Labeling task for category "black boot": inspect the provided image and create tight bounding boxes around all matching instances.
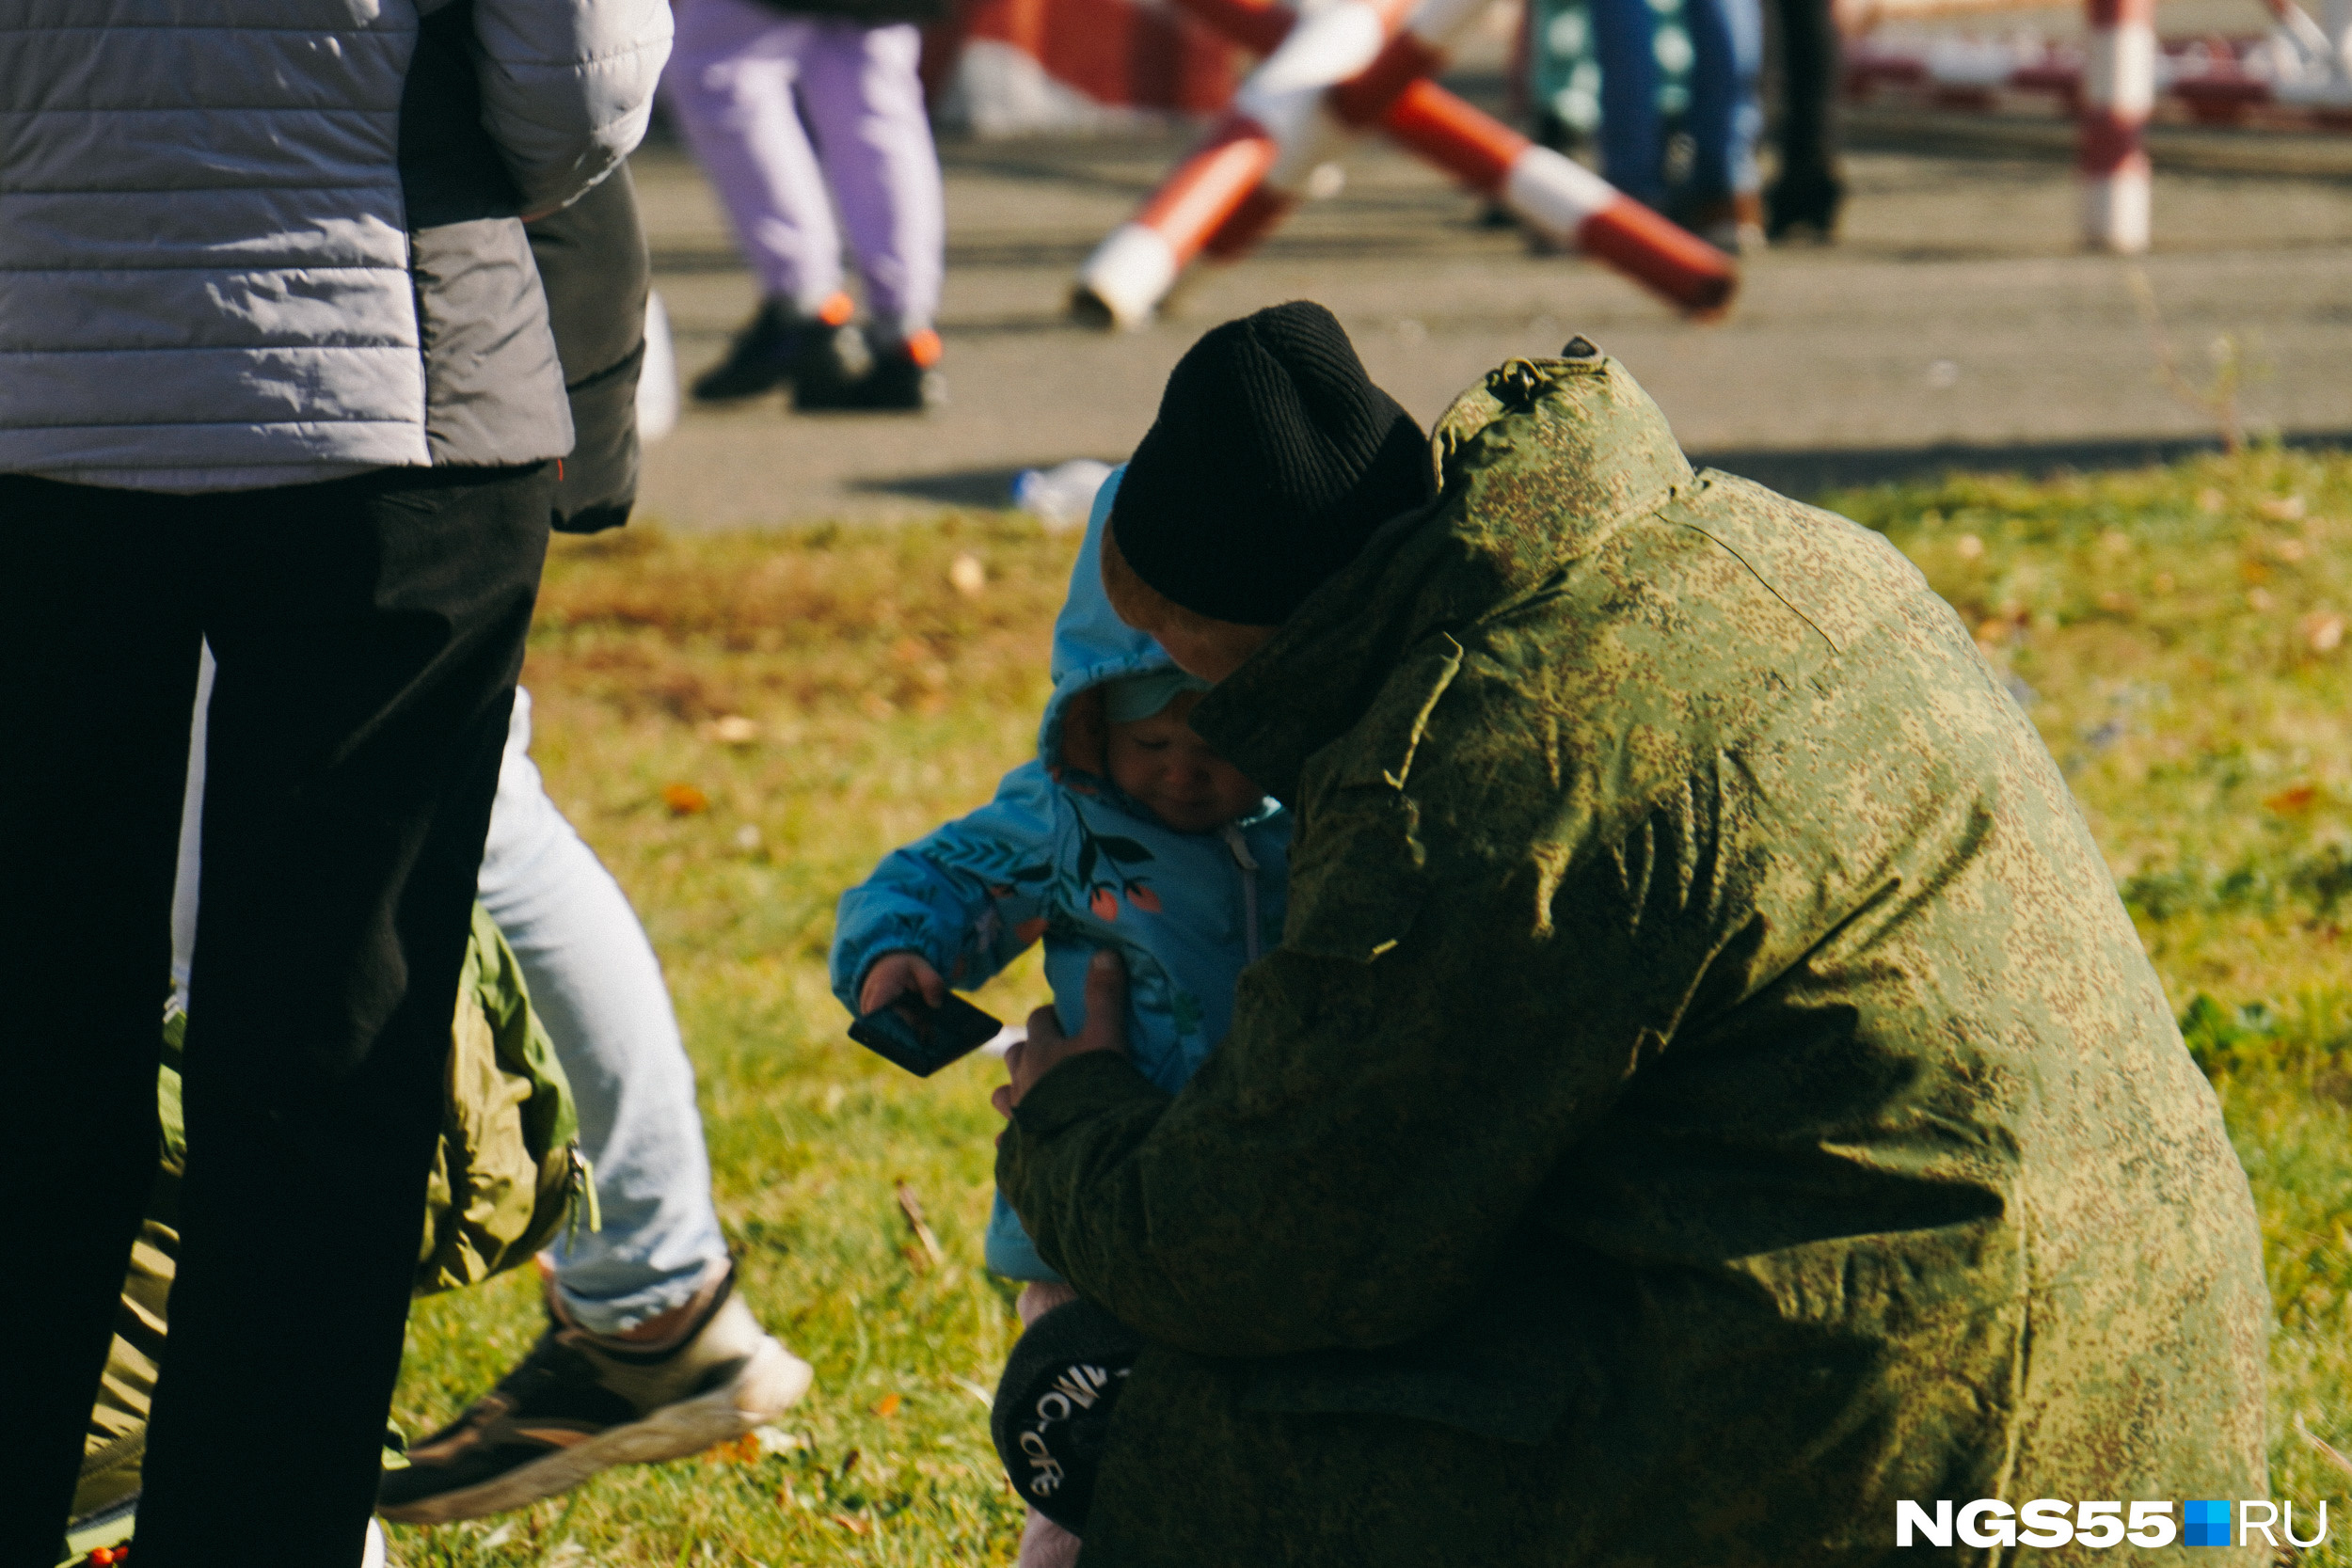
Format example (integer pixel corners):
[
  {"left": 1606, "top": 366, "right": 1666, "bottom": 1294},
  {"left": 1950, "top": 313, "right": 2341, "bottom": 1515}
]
[
  {"left": 792, "top": 325, "right": 946, "bottom": 414},
  {"left": 690, "top": 295, "right": 852, "bottom": 403},
  {"left": 1765, "top": 169, "right": 1845, "bottom": 243}
]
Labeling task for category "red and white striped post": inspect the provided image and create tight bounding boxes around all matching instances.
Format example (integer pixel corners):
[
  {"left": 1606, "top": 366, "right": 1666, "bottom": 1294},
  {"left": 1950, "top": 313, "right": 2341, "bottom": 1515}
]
[
  {"left": 2080, "top": 0, "right": 2156, "bottom": 251},
  {"left": 1164, "top": 0, "right": 1737, "bottom": 315},
  {"left": 1071, "top": 0, "right": 1417, "bottom": 327},
  {"left": 1381, "top": 82, "right": 1736, "bottom": 312}
]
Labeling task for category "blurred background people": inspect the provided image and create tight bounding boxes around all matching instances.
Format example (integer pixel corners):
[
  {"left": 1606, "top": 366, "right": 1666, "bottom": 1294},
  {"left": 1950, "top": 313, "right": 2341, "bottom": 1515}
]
[
  {"left": 1587, "top": 0, "right": 1766, "bottom": 246},
  {"left": 668, "top": 0, "right": 951, "bottom": 411}
]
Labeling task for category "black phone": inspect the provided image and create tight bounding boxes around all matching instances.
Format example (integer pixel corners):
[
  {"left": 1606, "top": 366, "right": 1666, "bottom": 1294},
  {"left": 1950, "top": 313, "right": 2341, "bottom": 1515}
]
[{"left": 850, "top": 991, "right": 1004, "bottom": 1077}]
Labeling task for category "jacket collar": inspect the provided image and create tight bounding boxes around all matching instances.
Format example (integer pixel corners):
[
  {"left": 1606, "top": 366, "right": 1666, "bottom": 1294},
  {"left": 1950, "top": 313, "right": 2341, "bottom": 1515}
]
[{"left": 1190, "top": 354, "right": 1692, "bottom": 802}]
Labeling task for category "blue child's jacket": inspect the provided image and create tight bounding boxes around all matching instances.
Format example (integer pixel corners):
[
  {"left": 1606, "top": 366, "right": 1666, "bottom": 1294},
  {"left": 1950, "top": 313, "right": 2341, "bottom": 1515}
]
[{"left": 831, "top": 469, "right": 1291, "bottom": 1279}]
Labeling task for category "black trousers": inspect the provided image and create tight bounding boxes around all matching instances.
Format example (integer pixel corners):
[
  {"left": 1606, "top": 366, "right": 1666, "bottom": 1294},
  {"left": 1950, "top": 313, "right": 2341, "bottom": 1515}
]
[
  {"left": 1769, "top": 0, "right": 1840, "bottom": 186},
  {"left": 0, "top": 463, "right": 552, "bottom": 1568}
]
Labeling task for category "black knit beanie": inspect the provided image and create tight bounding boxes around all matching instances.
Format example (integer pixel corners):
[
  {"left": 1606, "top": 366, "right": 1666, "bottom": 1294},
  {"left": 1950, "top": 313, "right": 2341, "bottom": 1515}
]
[{"left": 1111, "top": 301, "right": 1431, "bottom": 626}]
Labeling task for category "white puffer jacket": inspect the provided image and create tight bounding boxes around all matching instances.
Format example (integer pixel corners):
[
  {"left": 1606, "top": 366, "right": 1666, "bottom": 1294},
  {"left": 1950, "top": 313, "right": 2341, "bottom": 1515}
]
[{"left": 0, "top": 0, "right": 671, "bottom": 492}]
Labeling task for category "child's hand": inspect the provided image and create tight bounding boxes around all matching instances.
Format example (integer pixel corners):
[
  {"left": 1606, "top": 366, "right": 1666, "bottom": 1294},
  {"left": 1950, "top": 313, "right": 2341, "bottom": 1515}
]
[{"left": 860, "top": 951, "right": 946, "bottom": 1015}]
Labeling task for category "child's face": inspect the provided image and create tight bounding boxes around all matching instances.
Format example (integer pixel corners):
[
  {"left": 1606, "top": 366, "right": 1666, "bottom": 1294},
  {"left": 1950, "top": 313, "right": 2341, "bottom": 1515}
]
[{"left": 1104, "top": 691, "right": 1263, "bottom": 834}]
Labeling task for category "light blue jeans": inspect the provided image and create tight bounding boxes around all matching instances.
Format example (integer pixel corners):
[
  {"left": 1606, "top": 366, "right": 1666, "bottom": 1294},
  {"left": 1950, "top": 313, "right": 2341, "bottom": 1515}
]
[
  {"left": 475, "top": 689, "right": 731, "bottom": 1334},
  {"left": 172, "top": 660, "right": 728, "bottom": 1336}
]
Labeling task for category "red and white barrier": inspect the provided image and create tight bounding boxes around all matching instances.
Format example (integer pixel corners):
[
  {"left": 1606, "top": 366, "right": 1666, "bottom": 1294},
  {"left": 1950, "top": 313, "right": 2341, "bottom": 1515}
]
[
  {"left": 2080, "top": 0, "right": 2155, "bottom": 251},
  {"left": 1076, "top": 0, "right": 1738, "bottom": 325},
  {"left": 1072, "top": 0, "right": 1418, "bottom": 326},
  {"left": 927, "top": 0, "right": 1240, "bottom": 135},
  {"left": 1850, "top": 27, "right": 2352, "bottom": 112},
  {"left": 1382, "top": 83, "right": 1739, "bottom": 311}
]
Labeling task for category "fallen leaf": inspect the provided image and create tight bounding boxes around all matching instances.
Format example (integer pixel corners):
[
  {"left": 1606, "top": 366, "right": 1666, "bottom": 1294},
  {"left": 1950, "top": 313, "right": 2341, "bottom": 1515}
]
[
  {"left": 896, "top": 1182, "right": 945, "bottom": 1269},
  {"left": 704, "top": 1432, "right": 762, "bottom": 1465},
  {"left": 948, "top": 552, "right": 987, "bottom": 597},
  {"left": 704, "top": 714, "right": 760, "bottom": 745},
  {"left": 2305, "top": 612, "right": 2345, "bottom": 653},
  {"left": 2274, "top": 537, "right": 2311, "bottom": 563},
  {"left": 480, "top": 1523, "right": 516, "bottom": 1550},
  {"left": 2249, "top": 587, "right": 2278, "bottom": 612},
  {"left": 755, "top": 1426, "right": 803, "bottom": 1455},
  {"left": 2261, "top": 495, "right": 2308, "bottom": 522},
  {"left": 1954, "top": 534, "right": 1985, "bottom": 561},
  {"left": 831, "top": 1513, "right": 869, "bottom": 1536},
  {"left": 873, "top": 1392, "right": 903, "bottom": 1418},
  {"left": 2198, "top": 487, "right": 2228, "bottom": 514},
  {"left": 662, "top": 783, "right": 709, "bottom": 816},
  {"left": 2265, "top": 784, "right": 2320, "bottom": 815},
  {"left": 733, "top": 822, "right": 763, "bottom": 851}
]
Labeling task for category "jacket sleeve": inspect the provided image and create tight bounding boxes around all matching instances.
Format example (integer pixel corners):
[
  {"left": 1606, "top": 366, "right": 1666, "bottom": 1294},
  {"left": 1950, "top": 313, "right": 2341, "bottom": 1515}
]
[
  {"left": 997, "top": 737, "right": 1722, "bottom": 1360},
  {"left": 525, "top": 164, "right": 648, "bottom": 531},
  {"left": 830, "top": 763, "right": 1065, "bottom": 1015},
  {"left": 459, "top": 0, "right": 672, "bottom": 215}
]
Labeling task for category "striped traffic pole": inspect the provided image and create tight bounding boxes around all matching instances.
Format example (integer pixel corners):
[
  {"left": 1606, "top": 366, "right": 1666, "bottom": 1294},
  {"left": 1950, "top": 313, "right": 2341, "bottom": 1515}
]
[
  {"left": 1203, "top": 0, "right": 1494, "bottom": 258},
  {"left": 1166, "top": 0, "right": 1737, "bottom": 314},
  {"left": 1072, "top": 0, "right": 1417, "bottom": 327},
  {"left": 1382, "top": 81, "right": 1736, "bottom": 312},
  {"left": 2080, "top": 0, "right": 2156, "bottom": 251}
]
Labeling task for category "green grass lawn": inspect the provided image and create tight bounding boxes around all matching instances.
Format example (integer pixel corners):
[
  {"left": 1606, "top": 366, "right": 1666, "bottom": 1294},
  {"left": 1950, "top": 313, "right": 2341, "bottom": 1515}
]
[{"left": 388, "top": 450, "right": 2352, "bottom": 1566}]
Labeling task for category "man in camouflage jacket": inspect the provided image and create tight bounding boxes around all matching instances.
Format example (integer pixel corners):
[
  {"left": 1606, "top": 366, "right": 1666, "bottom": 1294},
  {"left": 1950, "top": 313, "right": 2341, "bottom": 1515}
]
[{"left": 994, "top": 303, "right": 2271, "bottom": 1565}]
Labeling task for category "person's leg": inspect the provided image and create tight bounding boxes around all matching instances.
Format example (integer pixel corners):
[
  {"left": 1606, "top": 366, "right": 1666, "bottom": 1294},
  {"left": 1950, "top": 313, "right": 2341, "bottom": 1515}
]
[
  {"left": 666, "top": 0, "right": 865, "bottom": 400},
  {"left": 133, "top": 463, "right": 551, "bottom": 1568},
  {"left": 796, "top": 21, "right": 945, "bottom": 341},
  {"left": 1678, "top": 0, "right": 1763, "bottom": 239},
  {"left": 1765, "top": 0, "right": 1843, "bottom": 237},
  {"left": 475, "top": 689, "right": 728, "bottom": 1330},
  {"left": 1587, "top": 0, "right": 1665, "bottom": 207},
  {"left": 0, "top": 479, "right": 201, "bottom": 1564},
  {"left": 375, "top": 689, "right": 810, "bottom": 1526},
  {"left": 786, "top": 20, "right": 948, "bottom": 410}
]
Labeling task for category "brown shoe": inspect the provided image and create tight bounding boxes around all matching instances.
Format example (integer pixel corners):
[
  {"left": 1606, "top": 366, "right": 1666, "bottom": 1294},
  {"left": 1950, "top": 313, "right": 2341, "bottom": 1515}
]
[{"left": 376, "top": 1265, "right": 811, "bottom": 1524}]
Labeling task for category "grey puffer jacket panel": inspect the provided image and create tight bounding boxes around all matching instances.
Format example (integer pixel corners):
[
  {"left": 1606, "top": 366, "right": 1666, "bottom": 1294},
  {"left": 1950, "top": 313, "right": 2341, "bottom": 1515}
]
[{"left": 0, "top": 0, "right": 670, "bottom": 490}]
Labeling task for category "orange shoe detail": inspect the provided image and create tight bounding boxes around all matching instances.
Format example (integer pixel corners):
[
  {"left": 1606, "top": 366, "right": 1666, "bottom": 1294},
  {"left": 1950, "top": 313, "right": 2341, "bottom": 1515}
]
[
  {"left": 903, "top": 328, "right": 943, "bottom": 368},
  {"left": 817, "top": 292, "right": 856, "bottom": 326}
]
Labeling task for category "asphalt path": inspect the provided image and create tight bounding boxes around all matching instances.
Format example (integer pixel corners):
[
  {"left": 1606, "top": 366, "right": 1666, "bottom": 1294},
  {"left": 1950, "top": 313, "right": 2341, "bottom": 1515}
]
[{"left": 633, "top": 80, "right": 2352, "bottom": 527}]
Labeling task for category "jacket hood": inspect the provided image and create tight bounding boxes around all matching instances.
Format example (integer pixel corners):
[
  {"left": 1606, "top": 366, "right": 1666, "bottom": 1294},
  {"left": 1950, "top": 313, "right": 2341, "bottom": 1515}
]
[{"left": 1038, "top": 466, "right": 1190, "bottom": 778}]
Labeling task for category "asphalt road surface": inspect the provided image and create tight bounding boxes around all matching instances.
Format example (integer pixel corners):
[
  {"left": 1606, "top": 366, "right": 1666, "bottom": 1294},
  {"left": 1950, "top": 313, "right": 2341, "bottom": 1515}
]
[{"left": 634, "top": 80, "right": 2352, "bottom": 528}]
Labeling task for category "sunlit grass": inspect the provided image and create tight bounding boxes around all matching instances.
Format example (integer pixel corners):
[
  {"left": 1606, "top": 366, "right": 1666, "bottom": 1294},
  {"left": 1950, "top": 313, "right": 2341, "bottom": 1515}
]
[{"left": 389, "top": 451, "right": 2352, "bottom": 1565}]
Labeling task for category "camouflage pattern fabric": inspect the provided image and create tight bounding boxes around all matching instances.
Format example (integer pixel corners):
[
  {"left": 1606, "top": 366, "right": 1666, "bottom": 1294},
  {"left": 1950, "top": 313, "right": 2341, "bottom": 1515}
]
[{"left": 998, "top": 350, "right": 2271, "bottom": 1566}]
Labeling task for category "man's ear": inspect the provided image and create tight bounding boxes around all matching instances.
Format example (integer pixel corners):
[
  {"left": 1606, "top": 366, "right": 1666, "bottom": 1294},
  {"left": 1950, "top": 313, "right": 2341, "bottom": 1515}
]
[{"left": 1059, "top": 688, "right": 1107, "bottom": 777}]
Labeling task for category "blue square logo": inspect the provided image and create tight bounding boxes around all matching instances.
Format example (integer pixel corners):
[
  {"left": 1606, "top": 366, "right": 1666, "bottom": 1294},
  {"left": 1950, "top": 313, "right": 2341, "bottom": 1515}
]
[{"left": 2184, "top": 1498, "right": 2233, "bottom": 1547}]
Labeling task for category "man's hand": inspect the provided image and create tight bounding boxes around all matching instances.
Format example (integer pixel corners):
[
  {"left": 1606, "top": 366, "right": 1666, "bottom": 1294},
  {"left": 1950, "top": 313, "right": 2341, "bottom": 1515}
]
[
  {"left": 993, "top": 950, "right": 1128, "bottom": 1119},
  {"left": 860, "top": 951, "right": 946, "bottom": 1015}
]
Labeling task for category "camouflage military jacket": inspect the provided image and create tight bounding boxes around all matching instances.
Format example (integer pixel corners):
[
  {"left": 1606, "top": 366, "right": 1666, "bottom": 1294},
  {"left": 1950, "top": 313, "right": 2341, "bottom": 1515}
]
[{"left": 999, "top": 351, "right": 2270, "bottom": 1566}]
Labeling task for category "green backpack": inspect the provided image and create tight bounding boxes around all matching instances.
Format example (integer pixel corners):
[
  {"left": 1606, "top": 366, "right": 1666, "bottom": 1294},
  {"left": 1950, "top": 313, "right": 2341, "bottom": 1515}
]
[{"left": 68, "top": 904, "right": 592, "bottom": 1548}]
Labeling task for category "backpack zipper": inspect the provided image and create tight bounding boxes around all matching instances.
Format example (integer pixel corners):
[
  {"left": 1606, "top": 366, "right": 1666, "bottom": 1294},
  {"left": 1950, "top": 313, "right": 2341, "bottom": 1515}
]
[{"left": 1222, "top": 825, "right": 1262, "bottom": 963}]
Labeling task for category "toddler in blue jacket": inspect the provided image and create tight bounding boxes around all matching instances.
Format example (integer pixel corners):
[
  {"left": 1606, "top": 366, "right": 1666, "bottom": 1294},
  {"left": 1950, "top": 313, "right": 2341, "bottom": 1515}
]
[{"left": 830, "top": 467, "right": 1291, "bottom": 1286}]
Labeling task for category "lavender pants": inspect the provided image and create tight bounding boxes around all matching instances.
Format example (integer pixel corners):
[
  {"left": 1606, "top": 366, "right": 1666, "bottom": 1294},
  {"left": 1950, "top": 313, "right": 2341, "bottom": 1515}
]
[{"left": 665, "top": 0, "right": 945, "bottom": 334}]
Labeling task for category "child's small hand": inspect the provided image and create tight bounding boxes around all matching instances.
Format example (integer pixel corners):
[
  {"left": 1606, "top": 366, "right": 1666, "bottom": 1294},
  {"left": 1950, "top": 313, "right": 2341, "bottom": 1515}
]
[{"left": 860, "top": 951, "right": 946, "bottom": 1014}]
